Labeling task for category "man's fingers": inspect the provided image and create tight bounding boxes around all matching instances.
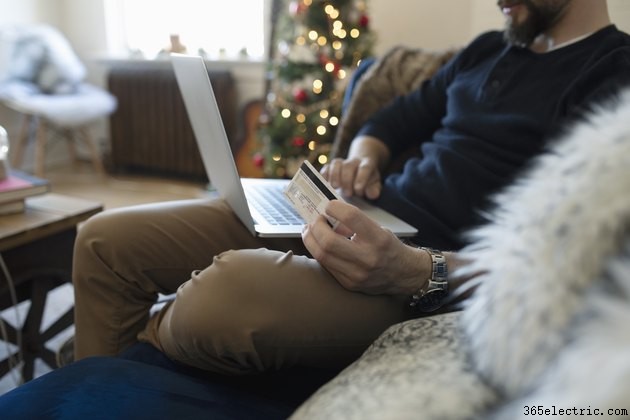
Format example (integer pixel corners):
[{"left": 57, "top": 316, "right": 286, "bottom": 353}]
[
  {"left": 333, "top": 222, "right": 354, "bottom": 238},
  {"left": 365, "top": 179, "right": 382, "bottom": 200},
  {"left": 320, "top": 163, "right": 330, "bottom": 178},
  {"left": 320, "top": 157, "right": 382, "bottom": 198},
  {"left": 325, "top": 159, "right": 341, "bottom": 189},
  {"left": 324, "top": 200, "right": 382, "bottom": 238},
  {"left": 354, "top": 161, "right": 380, "bottom": 197},
  {"left": 340, "top": 162, "right": 358, "bottom": 196},
  {"left": 303, "top": 216, "right": 354, "bottom": 267}
]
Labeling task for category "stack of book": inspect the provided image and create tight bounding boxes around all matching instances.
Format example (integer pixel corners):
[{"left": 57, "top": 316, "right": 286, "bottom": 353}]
[{"left": 0, "top": 170, "right": 51, "bottom": 215}]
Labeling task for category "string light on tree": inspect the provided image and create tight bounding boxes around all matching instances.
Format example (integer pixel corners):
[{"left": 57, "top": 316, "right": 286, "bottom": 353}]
[{"left": 258, "top": 0, "right": 375, "bottom": 178}]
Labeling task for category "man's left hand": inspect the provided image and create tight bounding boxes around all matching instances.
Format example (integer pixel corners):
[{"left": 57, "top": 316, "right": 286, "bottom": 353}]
[{"left": 301, "top": 200, "right": 429, "bottom": 295}]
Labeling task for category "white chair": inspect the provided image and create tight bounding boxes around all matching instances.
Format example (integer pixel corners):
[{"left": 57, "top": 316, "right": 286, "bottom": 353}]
[{"left": 0, "top": 24, "right": 117, "bottom": 177}]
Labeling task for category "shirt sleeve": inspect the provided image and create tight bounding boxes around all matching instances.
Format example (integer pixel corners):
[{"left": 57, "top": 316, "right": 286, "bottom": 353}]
[
  {"left": 572, "top": 48, "right": 630, "bottom": 114},
  {"left": 356, "top": 61, "right": 454, "bottom": 158},
  {"left": 549, "top": 45, "right": 630, "bottom": 140}
]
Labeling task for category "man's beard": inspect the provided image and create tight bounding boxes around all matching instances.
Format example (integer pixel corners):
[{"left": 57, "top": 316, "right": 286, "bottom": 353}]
[{"left": 502, "top": 0, "right": 570, "bottom": 47}]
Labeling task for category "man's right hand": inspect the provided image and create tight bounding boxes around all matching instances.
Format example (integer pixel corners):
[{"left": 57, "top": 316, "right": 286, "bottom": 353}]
[
  {"left": 321, "top": 157, "right": 382, "bottom": 199},
  {"left": 320, "top": 135, "right": 390, "bottom": 199}
]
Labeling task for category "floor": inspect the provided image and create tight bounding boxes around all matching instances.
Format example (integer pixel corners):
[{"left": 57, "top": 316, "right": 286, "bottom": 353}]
[{"left": 0, "top": 162, "right": 210, "bottom": 395}]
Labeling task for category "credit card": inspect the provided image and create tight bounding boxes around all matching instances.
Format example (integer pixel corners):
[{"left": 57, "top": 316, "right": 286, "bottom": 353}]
[{"left": 283, "top": 160, "right": 342, "bottom": 229}]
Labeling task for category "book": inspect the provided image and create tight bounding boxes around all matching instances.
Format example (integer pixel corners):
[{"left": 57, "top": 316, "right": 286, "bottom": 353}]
[
  {"left": 0, "top": 199, "right": 26, "bottom": 215},
  {"left": 0, "top": 170, "right": 50, "bottom": 204}
]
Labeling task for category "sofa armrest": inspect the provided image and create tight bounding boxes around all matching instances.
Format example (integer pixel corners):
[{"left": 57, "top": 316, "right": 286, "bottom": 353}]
[
  {"left": 331, "top": 46, "right": 458, "bottom": 161},
  {"left": 291, "top": 311, "right": 497, "bottom": 420}
]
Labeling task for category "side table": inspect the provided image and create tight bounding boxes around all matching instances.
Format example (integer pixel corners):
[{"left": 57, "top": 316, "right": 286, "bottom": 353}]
[{"left": 0, "top": 193, "right": 102, "bottom": 382}]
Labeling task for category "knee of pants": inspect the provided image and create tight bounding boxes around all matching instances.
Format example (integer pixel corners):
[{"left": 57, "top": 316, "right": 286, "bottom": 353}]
[
  {"left": 74, "top": 210, "right": 117, "bottom": 270},
  {"left": 73, "top": 209, "right": 148, "bottom": 287},
  {"left": 75, "top": 209, "right": 133, "bottom": 253},
  {"left": 163, "top": 249, "right": 310, "bottom": 369},
  {"left": 167, "top": 249, "right": 288, "bottom": 336},
  {"left": 81, "top": 203, "right": 154, "bottom": 237},
  {"left": 75, "top": 206, "right": 168, "bottom": 262}
]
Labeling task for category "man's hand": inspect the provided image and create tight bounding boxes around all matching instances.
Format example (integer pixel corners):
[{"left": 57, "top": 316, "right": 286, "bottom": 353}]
[
  {"left": 302, "top": 200, "right": 430, "bottom": 295},
  {"left": 321, "top": 157, "right": 382, "bottom": 199},
  {"left": 320, "top": 135, "right": 390, "bottom": 199}
]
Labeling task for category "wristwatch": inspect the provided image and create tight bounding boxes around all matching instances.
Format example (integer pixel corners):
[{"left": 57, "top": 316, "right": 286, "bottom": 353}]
[{"left": 408, "top": 247, "right": 449, "bottom": 313}]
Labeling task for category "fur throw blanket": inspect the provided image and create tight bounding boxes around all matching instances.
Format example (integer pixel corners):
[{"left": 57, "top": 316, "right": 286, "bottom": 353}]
[
  {"left": 460, "top": 88, "right": 630, "bottom": 417},
  {"left": 331, "top": 46, "right": 458, "bottom": 159},
  {"left": 293, "top": 89, "right": 630, "bottom": 419}
]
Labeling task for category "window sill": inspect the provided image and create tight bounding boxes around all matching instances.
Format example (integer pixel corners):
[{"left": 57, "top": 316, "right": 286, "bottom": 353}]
[{"left": 96, "top": 55, "right": 265, "bottom": 68}]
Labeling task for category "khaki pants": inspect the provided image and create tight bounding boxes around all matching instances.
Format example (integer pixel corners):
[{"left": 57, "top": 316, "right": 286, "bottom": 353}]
[{"left": 73, "top": 198, "right": 410, "bottom": 375}]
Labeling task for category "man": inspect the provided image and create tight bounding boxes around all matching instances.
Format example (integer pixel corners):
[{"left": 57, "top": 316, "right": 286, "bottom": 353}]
[{"left": 72, "top": 0, "right": 630, "bottom": 376}]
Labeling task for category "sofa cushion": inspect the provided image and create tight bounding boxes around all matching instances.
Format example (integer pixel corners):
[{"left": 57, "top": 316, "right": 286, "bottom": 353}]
[
  {"left": 331, "top": 46, "right": 458, "bottom": 160},
  {"left": 291, "top": 311, "right": 498, "bottom": 420}
]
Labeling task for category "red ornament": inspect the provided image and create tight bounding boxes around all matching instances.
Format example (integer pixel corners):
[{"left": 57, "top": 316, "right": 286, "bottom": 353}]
[
  {"left": 358, "top": 14, "right": 370, "bottom": 28},
  {"left": 292, "top": 136, "right": 306, "bottom": 147},
  {"left": 330, "top": 61, "right": 341, "bottom": 76},
  {"left": 294, "top": 88, "right": 308, "bottom": 104},
  {"left": 252, "top": 153, "right": 264, "bottom": 168},
  {"left": 289, "top": 1, "right": 306, "bottom": 16}
]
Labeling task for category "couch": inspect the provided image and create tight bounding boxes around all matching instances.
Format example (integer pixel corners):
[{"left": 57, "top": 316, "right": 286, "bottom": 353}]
[{"left": 1, "top": 47, "right": 630, "bottom": 419}]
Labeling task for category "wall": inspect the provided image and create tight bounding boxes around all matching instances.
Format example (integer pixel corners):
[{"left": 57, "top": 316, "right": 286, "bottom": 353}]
[
  {"left": 609, "top": 0, "right": 630, "bottom": 31},
  {"left": 0, "top": 0, "right": 61, "bottom": 27},
  {"left": 369, "top": 0, "right": 491, "bottom": 53},
  {"left": 8, "top": 0, "right": 630, "bottom": 100},
  {"left": 370, "top": 0, "right": 630, "bottom": 52},
  {"left": 56, "top": 0, "right": 630, "bottom": 98},
  {"left": 4, "top": 0, "right": 630, "bottom": 81}
]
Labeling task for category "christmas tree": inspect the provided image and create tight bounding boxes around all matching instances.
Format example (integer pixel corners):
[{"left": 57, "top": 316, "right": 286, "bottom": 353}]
[{"left": 257, "top": 0, "right": 375, "bottom": 178}]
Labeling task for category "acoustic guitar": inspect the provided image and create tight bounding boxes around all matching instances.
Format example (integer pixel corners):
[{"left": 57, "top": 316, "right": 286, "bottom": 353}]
[
  {"left": 233, "top": 0, "right": 284, "bottom": 179},
  {"left": 234, "top": 99, "right": 265, "bottom": 178}
]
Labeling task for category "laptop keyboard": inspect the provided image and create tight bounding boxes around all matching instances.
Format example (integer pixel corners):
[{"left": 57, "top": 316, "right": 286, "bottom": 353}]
[{"left": 246, "top": 185, "right": 304, "bottom": 226}]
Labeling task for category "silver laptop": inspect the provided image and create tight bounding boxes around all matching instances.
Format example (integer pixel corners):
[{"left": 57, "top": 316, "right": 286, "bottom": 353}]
[{"left": 171, "top": 53, "right": 417, "bottom": 238}]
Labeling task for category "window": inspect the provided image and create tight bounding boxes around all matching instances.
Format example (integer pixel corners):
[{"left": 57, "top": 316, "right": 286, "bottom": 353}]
[{"left": 104, "top": 0, "right": 267, "bottom": 60}]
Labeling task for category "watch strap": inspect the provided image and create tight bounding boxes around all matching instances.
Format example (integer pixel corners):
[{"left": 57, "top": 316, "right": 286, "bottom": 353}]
[{"left": 409, "top": 247, "right": 449, "bottom": 312}]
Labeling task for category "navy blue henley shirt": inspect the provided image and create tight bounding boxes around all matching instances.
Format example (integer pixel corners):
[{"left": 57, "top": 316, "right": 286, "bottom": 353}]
[{"left": 359, "top": 25, "right": 630, "bottom": 250}]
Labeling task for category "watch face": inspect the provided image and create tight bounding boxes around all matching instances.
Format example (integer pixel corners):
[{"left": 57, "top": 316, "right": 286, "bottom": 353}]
[{"left": 417, "top": 289, "right": 448, "bottom": 312}]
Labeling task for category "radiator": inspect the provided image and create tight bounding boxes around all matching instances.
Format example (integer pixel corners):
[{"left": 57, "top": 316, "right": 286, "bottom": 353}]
[{"left": 107, "top": 61, "right": 237, "bottom": 181}]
